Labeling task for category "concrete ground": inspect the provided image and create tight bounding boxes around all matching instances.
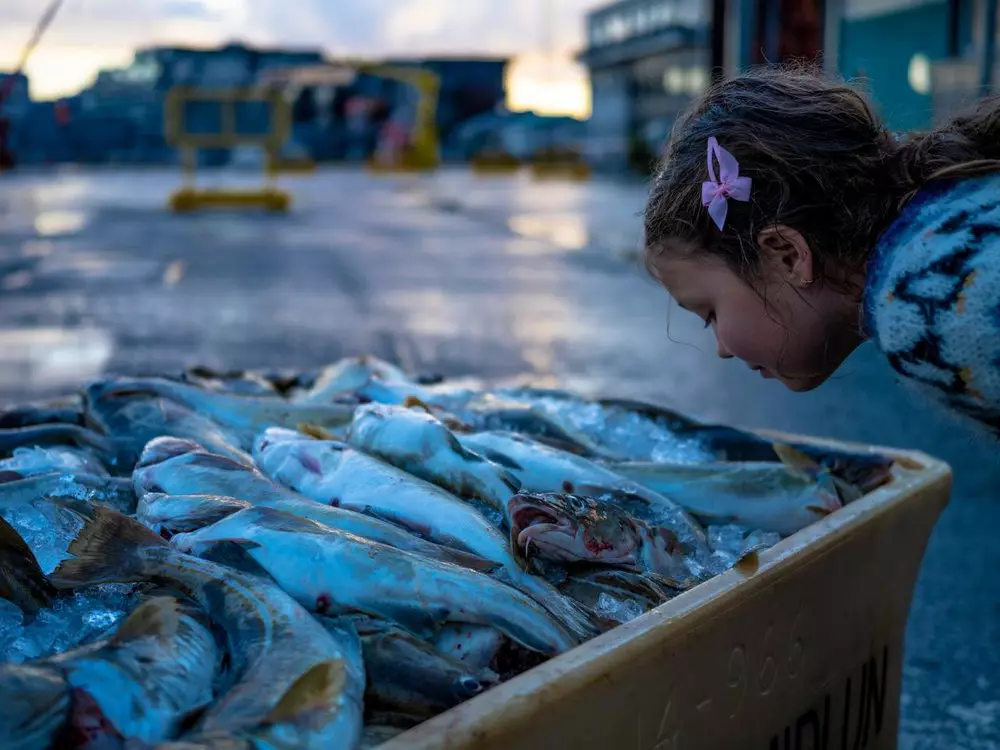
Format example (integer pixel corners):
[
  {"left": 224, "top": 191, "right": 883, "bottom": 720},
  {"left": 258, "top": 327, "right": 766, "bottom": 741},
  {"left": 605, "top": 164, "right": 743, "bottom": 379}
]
[{"left": 0, "top": 166, "right": 997, "bottom": 748}]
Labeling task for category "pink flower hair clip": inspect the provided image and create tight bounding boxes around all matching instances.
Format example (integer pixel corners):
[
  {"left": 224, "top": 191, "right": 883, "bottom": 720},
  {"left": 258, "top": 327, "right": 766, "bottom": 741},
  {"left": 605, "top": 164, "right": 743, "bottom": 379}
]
[{"left": 702, "top": 136, "right": 751, "bottom": 231}]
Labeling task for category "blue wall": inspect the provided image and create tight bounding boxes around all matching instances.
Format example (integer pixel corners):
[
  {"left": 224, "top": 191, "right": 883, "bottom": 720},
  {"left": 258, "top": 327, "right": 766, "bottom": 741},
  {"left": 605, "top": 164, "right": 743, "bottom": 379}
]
[{"left": 838, "top": 1, "right": 951, "bottom": 132}]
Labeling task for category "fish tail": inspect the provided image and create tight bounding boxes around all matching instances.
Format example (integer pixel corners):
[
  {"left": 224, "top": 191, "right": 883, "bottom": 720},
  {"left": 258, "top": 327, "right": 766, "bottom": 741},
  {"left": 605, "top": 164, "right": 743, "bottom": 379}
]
[
  {"left": 0, "top": 516, "right": 57, "bottom": 616},
  {"left": 49, "top": 502, "right": 167, "bottom": 589}
]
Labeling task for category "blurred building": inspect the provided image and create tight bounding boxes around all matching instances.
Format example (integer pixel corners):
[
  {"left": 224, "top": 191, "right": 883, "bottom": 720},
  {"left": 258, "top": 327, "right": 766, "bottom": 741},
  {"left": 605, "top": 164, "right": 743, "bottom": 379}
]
[
  {"left": 834, "top": 0, "right": 995, "bottom": 130},
  {"left": 450, "top": 110, "right": 587, "bottom": 161},
  {"left": 578, "top": 0, "right": 712, "bottom": 171},
  {"left": 580, "top": 0, "right": 999, "bottom": 170}
]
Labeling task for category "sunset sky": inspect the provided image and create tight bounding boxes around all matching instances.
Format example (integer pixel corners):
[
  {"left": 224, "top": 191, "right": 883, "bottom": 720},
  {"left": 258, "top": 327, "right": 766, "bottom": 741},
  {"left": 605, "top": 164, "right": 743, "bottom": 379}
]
[{"left": 0, "top": 0, "right": 606, "bottom": 117}]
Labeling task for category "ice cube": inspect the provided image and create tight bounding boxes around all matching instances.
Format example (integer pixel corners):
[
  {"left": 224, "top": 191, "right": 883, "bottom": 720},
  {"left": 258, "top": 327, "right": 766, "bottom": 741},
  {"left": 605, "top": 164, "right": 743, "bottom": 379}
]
[
  {"left": 7, "top": 635, "right": 43, "bottom": 663},
  {"left": 81, "top": 608, "right": 124, "bottom": 636},
  {"left": 594, "top": 591, "right": 645, "bottom": 624},
  {"left": 1, "top": 501, "right": 82, "bottom": 575},
  {"left": 708, "top": 524, "right": 748, "bottom": 555}
]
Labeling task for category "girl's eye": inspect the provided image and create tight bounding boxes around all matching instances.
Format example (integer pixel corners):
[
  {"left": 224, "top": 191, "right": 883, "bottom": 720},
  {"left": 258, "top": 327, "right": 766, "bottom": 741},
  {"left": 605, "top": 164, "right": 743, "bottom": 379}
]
[{"left": 703, "top": 313, "right": 715, "bottom": 329}]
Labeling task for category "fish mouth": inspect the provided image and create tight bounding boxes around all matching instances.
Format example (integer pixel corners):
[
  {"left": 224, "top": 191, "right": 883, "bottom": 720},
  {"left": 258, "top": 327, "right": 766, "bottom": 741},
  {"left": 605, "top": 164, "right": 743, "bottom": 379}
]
[
  {"left": 511, "top": 505, "right": 635, "bottom": 565},
  {"left": 512, "top": 505, "right": 576, "bottom": 554}
]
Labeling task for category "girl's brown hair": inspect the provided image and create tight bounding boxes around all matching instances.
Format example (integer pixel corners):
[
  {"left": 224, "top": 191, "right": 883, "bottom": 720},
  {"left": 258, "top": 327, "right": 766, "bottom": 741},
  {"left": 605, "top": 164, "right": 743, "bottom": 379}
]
[{"left": 643, "top": 65, "right": 1000, "bottom": 284}]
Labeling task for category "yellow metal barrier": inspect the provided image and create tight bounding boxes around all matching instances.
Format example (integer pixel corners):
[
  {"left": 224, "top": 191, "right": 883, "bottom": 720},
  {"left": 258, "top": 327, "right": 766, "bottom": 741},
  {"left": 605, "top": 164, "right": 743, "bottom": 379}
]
[
  {"left": 164, "top": 86, "right": 293, "bottom": 212},
  {"left": 359, "top": 64, "right": 440, "bottom": 174},
  {"left": 471, "top": 149, "right": 521, "bottom": 176},
  {"left": 528, "top": 146, "right": 591, "bottom": 182}
]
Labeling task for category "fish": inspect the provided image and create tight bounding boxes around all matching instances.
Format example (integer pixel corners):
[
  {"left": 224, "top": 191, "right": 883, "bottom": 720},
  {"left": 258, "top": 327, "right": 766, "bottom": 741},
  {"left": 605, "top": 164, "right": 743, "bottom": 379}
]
[
  {"left": 253, "top": 428, "right": 597, "bottom": 640},
  {"left": 346, "top": 403, "right": 521, "bottom": 515},
  {"left": 457, "top": 430, "right": 707, "bottom": 551},
  {"left": 0, "top": 471, "right": 137, "bottom": 515},
  {"left": 325, "top": 616, "right": 498, "bottom": 726},
  {"left": 48, "top": 503, "right": 365, "bottom": 749},
  {"left": 595, "top": 397, "right": 698, "bottom": 432},
  {"left": 0, "top": 425, "right": 118, "bottom": 469},
  {"left": 596, "top": 397, "right": 895, "bottom": 492},
  {"left": 137, "top": 493, "right": 253, "bottom": 536},
  {"left": 470, "top": 400, "right": 620, "bottom": 459},
  {"left": 0, "top": 595, "right": 218, "bottom": 749},
  {"left": 134, "top": 438, "right": 493, "bottom": 569},
  {"left": 83, "top": 389, "right": 252, "bottom": 468},
  {"left": 0, "top": 404, "right": 84, "bottom": 429},
  {"left": 85, "top": 377, "right": 355, "bottom": 449},
  {"left": 254, "top": 428, "right": 517, "bottom": 558},
  {"left": 507, "top": 492, "right": 704, "bottom": 589},
  {"left": 431, "top": 625, "right": 506, "bottom": 672},
  {"left": 297, "top": 355, "right": 414, "bottom": 404},
  {"left": 607, "top": 449, "right": 846, "bottom": 536},
  {"left": 0, "top": 516, "right": 57, "bottom": 619},
  {"left": 0, "top": 663, "right": 72, "bottom": 750},
  {"left": 558, "top": 568, "right": 675, "bottom": 629},
  {"left": 0, "top": 446, "right": 108, "bottom": 478},
  {"left": 171, "top": 506, "right": 580, "bottom": 656},
  {"left": 179, "top": 365, "right": 282, "bottom": 397}
]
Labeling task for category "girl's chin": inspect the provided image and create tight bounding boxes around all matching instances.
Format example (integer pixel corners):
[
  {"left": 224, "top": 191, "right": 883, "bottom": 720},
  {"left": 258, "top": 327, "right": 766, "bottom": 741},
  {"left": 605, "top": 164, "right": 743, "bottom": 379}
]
[{"left": 775, "top": 371, "right": 830, "bottom": 392}]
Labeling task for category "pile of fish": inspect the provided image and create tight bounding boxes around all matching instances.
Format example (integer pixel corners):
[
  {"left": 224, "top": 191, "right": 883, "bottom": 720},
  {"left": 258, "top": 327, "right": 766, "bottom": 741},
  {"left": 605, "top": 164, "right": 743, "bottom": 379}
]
[{"left": 0, "top": 356, "right": 897, "bottom": 749}]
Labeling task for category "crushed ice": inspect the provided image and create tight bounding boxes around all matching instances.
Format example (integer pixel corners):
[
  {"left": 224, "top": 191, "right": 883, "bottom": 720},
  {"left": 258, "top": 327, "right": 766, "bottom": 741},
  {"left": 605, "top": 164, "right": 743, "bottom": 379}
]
[
  {"left": 705, "top": 524, "right": 782, "bottom": 575},
  {"left": 0, "top": 585, "right": 139, "bottom": 664},
  {"left": 594, "top": 592, "right": 646, "bottom": 624}
]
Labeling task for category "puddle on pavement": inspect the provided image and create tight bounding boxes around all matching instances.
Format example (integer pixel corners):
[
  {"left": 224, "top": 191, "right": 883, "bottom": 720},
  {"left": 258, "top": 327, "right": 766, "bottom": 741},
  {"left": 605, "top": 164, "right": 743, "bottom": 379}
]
[
  {"left": 0, "top": 327, "right": 113, "bottom": 399},
  {"left": 34, "top": 210, "right": 88, "bottom": 237},
  {"left": 507, "top": 213, "right": 589, "bottom": 251},
  {"left": 36, "top": 253, "right": 161, "bottom": 282}
]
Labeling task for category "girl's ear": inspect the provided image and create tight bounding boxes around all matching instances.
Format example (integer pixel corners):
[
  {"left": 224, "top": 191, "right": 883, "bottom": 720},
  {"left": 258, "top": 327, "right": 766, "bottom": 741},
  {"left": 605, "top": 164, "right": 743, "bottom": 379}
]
[{"left": 757, "top": 225, "right": 815, "bottom": 287}]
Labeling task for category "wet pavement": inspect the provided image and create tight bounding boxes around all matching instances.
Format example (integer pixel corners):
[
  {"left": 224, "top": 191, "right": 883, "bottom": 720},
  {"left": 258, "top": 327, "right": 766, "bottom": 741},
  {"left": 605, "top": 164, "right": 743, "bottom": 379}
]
[{"left": 0, "top": 166, "right": 997, "bottom": 748}]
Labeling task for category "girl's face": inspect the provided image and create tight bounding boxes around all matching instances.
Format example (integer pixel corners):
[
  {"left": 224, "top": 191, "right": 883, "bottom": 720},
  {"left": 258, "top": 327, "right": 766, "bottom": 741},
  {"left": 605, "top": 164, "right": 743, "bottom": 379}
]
[{"left": 651, "top": 251, "right": 863, "bottom": 392}]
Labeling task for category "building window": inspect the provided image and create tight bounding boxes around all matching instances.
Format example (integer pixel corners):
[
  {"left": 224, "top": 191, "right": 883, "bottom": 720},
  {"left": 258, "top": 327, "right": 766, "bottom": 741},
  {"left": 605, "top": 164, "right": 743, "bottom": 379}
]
[
  {"left": 636, "top": 6, "right": 649, "bottom": 34},
  {"left": 908, "top": 53, "right": 932, "bottom": 94}
]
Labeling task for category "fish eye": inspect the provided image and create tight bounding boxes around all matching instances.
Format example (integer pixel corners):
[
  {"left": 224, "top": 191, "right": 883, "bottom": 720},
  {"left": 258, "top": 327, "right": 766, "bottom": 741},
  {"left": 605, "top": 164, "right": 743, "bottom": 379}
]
[{"left": 460, "top": 677, "right": 482, "bottom": 693}]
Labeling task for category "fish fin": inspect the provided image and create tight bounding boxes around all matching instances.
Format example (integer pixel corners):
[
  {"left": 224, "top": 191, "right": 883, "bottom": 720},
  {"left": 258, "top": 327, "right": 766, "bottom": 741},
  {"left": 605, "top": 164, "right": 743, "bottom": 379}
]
[
  {"left": 647, "top": 571, "right": 698, "bottom": 592},
  {"left": 297, "top": 423, "right": 334, "bottom": 440},
  {"left": 49, "top": 504, "right": 166, "bottom": 589},
  {"left": 422, "top": 544, "right": 500, "bottom": 574},
  {"left": 830, "top": 475, "right": 862, "bottom": 505},
  {"left": 185, "top": 453, "right": 250, "bottom": 473},
  {"left": 402, "top": 396, "right": 434, "bottom": 414},
  {"left": 772, "top": 443, "right": 822, "bottom": 477},
  {"left": 236, "top": 506, "right": 330, "bottom": 535},
  {"left": 198, "top": 541, "right": 272, "bottom": 579},
  {"left": 112, "top": 595, "right": 181, "bottom": 643},
  {"left": 265, "top": 659, "right": 347, "bottom": 725},
  {"left": 471, "top": 446, "right": 524, "bottom": 473},
  {"left": 0, "top": 516, "right": 56, "bottom": 615}
]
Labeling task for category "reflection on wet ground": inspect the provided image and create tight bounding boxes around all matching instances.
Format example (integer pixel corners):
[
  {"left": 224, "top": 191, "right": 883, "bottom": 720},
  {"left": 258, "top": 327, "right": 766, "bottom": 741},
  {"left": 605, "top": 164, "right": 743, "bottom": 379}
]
[{"left": 0, "top": 167, "right": 997, "bottom": 748}]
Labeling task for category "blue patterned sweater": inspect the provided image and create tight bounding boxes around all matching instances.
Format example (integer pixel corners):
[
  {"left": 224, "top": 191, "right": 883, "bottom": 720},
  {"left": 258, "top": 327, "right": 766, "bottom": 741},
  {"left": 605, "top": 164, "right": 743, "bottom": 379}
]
[{"left": 864, "top": 170, "right": 1000, "bottom": 431}]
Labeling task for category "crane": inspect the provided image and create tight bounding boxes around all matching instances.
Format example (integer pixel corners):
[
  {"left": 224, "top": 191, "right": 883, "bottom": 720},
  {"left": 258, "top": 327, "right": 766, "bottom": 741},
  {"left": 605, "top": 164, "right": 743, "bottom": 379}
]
[{"left": 0, "top": 0, "right": 66, "bottom": 170}]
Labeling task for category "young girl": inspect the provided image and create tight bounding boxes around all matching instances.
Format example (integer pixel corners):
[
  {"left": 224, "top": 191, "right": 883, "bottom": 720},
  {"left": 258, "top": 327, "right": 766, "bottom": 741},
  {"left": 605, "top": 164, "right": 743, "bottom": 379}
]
[{"left": 644, "top": 67, "right": 1000, "bottom": 433}]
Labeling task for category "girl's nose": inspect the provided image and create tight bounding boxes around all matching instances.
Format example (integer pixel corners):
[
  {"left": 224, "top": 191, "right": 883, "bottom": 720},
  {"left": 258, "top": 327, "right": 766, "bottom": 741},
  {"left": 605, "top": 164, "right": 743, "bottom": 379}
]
[{"left": 715, "top": 335, "right": 734, "bottom": 359}]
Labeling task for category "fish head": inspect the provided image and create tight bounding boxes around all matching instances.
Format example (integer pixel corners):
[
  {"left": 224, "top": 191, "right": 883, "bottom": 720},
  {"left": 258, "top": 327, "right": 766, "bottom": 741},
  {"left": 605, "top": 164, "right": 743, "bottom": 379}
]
[
  {"left": 252, "top": 426, "right": 311, "bottom": 459},
  {"left": 134, "top": 449, "right": 251, "bottom": 498},
  {"left": 255, "top": 432, "right": 347, "bottom": 480},
  {"left": 137, "top": 437, "right": 206, "bottom": 468},
  {"left": 508, "top": 492, "right": 641, "bottom": 566}
]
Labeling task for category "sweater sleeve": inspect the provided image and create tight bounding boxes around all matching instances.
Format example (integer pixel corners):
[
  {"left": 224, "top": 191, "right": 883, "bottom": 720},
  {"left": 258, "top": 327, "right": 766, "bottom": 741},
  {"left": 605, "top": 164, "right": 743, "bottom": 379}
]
[{"left": 865, "top": 172, "right": 1000, "bottom": 432}]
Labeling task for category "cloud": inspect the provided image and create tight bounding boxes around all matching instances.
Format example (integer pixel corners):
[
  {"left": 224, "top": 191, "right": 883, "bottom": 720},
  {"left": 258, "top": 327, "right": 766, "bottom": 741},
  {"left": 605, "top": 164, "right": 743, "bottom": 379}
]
[{"left": 1, "top": 0, "right": 607, "bottom": 99}]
